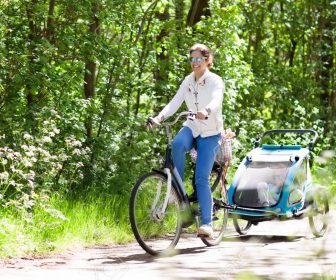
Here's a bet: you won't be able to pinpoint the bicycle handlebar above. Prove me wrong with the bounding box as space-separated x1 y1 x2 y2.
160 111 195 144
163 111 195 126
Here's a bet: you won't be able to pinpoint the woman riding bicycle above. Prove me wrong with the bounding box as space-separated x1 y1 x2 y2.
148 43 225 239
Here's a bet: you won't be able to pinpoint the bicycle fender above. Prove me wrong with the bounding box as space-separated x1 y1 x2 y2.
151 169 185 202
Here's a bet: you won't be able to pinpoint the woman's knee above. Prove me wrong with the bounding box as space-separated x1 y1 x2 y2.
172 128 192 152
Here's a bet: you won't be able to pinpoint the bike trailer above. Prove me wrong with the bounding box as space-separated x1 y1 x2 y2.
227 129 319 222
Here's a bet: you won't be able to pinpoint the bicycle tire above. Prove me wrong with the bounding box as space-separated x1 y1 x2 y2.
233 216 252 235
129 171 182 255
308 187 329 237
201 168 228 246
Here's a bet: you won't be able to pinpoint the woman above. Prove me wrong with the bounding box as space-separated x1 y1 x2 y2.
148 43 224 238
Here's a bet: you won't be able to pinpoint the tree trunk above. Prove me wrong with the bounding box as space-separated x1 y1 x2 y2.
288 38 297 67
25 0 40 133
84 1 100 139
175 0 185 32
187 0 210 26
152 6 169 107
46 0 56 43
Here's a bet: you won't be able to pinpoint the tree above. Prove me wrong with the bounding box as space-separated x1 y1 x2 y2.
187 0 210 26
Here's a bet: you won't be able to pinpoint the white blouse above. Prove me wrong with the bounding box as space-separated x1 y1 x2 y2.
157 68 224 138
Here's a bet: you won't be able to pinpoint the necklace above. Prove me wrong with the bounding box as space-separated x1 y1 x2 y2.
189 82 199 111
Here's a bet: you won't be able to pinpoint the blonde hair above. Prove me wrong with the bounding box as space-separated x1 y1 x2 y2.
190 43 213 69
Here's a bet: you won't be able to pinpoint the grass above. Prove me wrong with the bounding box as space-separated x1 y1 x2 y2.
0 192 134 258
0 158 335 259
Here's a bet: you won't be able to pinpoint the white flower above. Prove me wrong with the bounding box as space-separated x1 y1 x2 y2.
28 180 35 189
31 157 37 163
42 136 52 143
9 180 16 186
59 153 68 161
22 158 33 168
0 172 9 180
72 149 81 156
76 162 84 168
27 170 35 180
23 133 33 140
53 128 60 134
13 152 21 158
6 153 14 160
21 144 29 150
26 150 35 157
73 140 82 147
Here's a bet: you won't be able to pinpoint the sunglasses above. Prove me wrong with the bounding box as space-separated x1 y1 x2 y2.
189 57 205 63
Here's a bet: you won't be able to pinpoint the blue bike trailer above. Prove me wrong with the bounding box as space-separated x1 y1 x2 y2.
227 129 318 222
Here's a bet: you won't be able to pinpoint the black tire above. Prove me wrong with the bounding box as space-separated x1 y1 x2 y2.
201 168 228 246
308 187 329 237
129 171 182 255
233 216 252 235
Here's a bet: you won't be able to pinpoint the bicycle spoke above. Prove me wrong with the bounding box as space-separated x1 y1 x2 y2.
130 172 182 255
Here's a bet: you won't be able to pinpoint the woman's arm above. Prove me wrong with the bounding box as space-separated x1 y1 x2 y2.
155 80 187 122
202 78 224 116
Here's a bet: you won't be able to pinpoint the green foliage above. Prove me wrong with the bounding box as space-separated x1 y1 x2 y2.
0 0 335 257
0 192 131 257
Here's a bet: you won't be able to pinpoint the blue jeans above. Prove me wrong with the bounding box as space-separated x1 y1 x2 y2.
172 126 221 225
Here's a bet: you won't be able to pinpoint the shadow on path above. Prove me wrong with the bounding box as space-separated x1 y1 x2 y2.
229 234 306 243
88 234 306 267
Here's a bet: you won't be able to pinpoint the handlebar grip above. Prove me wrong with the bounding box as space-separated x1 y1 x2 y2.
146 117 154 126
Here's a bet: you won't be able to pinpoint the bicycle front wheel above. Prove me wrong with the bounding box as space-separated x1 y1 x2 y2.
129 171 182 255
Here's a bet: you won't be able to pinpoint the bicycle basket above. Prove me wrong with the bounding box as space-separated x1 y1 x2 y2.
190 136 233 166
215 138 232 165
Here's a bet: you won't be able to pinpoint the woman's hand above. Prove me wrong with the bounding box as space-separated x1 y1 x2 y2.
196 110 208 120
146 115 164 129
146 117 159 129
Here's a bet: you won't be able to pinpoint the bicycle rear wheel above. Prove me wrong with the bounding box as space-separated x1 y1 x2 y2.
201 168 228 246
129 171 182 255
308 187 329 237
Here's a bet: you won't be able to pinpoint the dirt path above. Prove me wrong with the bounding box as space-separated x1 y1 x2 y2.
1 211 335 280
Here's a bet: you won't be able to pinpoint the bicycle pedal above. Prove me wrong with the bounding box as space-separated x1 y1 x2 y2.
197 233 214 240
212 216 219 221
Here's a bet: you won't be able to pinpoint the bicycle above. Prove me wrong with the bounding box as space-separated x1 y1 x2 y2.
129 111 230 256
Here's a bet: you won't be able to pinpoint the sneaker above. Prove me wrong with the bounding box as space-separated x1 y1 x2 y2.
197 224 214 239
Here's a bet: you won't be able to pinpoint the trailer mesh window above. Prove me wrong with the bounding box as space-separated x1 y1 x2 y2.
233 161 291 208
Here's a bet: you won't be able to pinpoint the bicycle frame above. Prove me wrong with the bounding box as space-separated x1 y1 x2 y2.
154 111 229 216
155 112 192 216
